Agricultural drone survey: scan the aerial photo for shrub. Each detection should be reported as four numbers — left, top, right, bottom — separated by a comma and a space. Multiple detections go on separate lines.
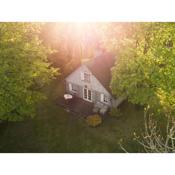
109, 107, 122, 118
86, 114, 102, 127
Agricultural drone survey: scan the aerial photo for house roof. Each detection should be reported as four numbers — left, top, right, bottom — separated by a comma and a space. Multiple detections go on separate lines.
84, 51, 115, 93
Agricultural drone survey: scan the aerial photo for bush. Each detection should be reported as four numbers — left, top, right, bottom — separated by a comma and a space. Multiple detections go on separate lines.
86, 114, 102, 127
109, 108, 122, 118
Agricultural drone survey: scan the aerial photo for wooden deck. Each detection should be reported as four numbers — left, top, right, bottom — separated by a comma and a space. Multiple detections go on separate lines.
56, 96, 94, 117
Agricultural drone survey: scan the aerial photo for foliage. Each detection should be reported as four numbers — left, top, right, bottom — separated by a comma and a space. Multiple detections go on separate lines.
109, 107, 122, 118
0, 80, 144, 152
110, 23, 175, 115
0, 23, 58, 121
40, 23, 128, 76
41, 23, 100, 75
134, 107, 175, 153
86, 114, 102, 127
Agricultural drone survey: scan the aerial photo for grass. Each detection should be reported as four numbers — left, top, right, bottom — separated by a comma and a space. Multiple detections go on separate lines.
0, 79, 144, 153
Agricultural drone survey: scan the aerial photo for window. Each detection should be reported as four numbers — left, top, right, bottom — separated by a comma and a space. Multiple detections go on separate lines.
82, 72, 90, 82
104, 95, 108, 103
88, 89, 92, 101
101, 93, 108, 103
72, 84, 77, 92
84, 88, 87, 99
69, 83, 77, 93
84, 73, 90, 82
80, 72, 90, 82
83, 88, 92, 102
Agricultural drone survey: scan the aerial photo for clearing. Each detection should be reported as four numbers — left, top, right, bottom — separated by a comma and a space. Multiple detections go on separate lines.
0, 79, 144, 153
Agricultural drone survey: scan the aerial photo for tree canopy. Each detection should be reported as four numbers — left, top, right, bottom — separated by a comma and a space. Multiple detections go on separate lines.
110, 23, 175, 115
0, 23, 58, 121
41, 23, 113, 76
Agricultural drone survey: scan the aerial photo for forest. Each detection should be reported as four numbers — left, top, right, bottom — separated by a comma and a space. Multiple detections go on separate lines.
0, 22, 174, 153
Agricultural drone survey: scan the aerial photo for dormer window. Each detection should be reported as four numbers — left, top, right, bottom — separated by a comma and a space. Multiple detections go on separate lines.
84, 72, 90, 82
81, 72, 90, 83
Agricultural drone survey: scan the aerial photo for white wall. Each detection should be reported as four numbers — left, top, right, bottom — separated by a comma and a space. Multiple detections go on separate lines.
65, 65, 112, 105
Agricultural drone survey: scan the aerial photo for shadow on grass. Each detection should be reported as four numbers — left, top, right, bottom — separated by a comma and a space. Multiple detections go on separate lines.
0, 80, 144, 153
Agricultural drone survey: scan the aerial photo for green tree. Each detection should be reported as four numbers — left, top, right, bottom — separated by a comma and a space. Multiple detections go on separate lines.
0, 23, 58, 121
110, 23, 175, 115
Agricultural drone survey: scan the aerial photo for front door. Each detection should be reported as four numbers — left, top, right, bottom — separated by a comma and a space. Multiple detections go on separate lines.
83, 88, 92, 102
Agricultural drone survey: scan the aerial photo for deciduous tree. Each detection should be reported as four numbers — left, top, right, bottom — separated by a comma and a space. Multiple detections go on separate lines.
110, 23, 175, 115
0, 23, 58, 121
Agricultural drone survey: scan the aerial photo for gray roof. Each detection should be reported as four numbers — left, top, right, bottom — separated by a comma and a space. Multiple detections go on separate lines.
85, 52, 115, 93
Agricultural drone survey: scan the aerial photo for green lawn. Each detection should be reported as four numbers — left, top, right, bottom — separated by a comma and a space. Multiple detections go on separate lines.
0, 79, 144, 153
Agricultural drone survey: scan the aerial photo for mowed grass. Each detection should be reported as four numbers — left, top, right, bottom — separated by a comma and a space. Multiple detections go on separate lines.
0, 79, 144, 153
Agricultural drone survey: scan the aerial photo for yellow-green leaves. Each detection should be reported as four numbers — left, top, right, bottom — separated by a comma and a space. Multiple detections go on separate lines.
0, 23, 59, 121
110, 23, 175, 116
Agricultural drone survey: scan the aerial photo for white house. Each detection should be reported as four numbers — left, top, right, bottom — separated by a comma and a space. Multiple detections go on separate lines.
65, 50, 124, 113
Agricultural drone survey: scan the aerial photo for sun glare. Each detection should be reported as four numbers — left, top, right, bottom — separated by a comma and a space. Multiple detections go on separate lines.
52, 22, 100, 43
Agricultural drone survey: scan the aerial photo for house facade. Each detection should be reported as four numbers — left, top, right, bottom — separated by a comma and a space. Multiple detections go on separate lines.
65, 51, 124, 108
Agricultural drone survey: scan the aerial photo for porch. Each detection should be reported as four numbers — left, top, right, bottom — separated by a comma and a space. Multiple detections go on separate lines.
56, 96, 109, 117
57, 96, 94, 117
